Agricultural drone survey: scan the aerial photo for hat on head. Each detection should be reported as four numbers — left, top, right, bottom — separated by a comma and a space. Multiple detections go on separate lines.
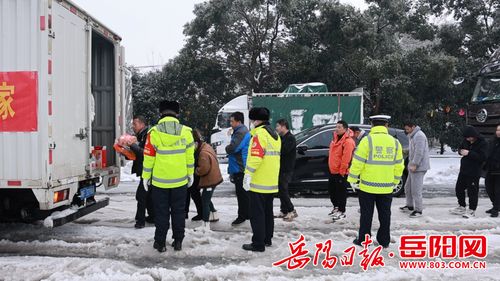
369, 115, 391, 123
462, 125, 480, 138
159, 100, 180, 114
249, 107, 270, 121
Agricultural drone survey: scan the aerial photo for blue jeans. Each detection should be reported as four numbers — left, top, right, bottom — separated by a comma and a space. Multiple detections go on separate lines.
201, 188, 217, 222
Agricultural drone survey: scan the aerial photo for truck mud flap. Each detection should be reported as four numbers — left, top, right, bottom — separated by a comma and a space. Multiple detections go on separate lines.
52, 197, 109, 227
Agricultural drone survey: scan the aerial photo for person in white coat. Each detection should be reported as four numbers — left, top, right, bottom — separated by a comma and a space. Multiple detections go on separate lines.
400, 122, 430, 218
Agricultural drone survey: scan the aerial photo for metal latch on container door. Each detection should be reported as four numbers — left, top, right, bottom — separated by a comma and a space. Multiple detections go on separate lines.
75, 128, 89, 140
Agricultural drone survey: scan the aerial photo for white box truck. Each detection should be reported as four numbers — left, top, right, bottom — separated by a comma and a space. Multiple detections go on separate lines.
0, 0, 128, 226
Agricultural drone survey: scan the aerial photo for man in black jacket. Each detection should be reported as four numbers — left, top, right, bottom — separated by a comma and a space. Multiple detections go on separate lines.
275, 119, 298, 222
485, 124, 500, 218
130, 115, 154, 228
450, 126, 489, 219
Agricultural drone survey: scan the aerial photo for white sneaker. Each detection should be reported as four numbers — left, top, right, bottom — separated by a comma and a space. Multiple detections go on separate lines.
274, 211, 286, 218
332, 212, 346, 221
328, 208, 339, 217
462, 209, 476, 219
449, 206, 466, 215
283, 210, 298, 222
209, 211, 219, 222
194, 221, 211, 232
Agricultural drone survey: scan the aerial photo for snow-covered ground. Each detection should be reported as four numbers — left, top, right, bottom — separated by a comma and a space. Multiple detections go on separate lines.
1, 157, 499, 280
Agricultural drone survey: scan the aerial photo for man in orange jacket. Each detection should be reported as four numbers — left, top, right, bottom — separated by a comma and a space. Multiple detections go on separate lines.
328, 120, 356, 221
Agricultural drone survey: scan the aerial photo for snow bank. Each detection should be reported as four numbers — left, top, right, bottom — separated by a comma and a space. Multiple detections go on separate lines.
120, 161, 139, 183
424, 157, 460, 186
42, 206, 78, 228
1, 195, 500, 280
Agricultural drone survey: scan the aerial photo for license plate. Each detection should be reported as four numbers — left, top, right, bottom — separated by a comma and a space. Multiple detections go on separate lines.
79, 186, 95, 200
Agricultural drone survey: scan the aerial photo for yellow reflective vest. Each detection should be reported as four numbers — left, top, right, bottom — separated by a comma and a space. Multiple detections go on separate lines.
244, 125, 281, 194
347, 126, 404, 194
142, 116, 195, 188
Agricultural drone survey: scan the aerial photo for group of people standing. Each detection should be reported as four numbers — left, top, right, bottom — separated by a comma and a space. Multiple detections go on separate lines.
449, 125, 500, 218
125, 99, 500, 253
224, 109, 299, 252
126, 101, 298, 253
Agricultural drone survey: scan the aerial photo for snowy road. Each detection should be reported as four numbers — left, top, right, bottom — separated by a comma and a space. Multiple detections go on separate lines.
1, 192, 500, 280
1, 156, 500, 280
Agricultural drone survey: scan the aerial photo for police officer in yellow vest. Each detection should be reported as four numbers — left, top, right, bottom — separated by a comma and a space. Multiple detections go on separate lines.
347, 115, 404, 248
242, 107, 281, 252
142, 100, 195, 253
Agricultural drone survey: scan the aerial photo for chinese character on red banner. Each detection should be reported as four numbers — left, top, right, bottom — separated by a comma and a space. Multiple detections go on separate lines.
273, 234, 311, 270
0, 71, 38, 132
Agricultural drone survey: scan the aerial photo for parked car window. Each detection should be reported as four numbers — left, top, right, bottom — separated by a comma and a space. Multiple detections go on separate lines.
303, 130, 333, 149
296, 126, 323, 144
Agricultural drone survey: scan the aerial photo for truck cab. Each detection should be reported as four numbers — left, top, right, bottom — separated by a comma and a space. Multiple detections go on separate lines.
210, 95, 250, 161
467, 59, 500, 137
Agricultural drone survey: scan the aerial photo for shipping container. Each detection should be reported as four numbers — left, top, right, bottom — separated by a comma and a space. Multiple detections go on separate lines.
0, 0, 127, 226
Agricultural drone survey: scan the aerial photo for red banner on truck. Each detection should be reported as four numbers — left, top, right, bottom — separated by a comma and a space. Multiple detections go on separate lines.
0, 71, 38, 132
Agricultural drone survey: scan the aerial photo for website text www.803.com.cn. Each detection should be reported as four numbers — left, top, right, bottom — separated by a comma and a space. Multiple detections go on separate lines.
272, 234, 488, 271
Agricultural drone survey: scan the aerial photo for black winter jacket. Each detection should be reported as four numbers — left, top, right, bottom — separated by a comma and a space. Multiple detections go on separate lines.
280, 131, 297, 174
458, 137, 489, 177
486, 137, 500, 174
130, 128, 148, 177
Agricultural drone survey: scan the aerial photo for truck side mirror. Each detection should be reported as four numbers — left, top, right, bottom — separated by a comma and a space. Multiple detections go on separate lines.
297, 145, 308, 155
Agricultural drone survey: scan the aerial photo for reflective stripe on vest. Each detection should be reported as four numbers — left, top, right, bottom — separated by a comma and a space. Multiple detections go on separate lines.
153, 176, 188, 184
348, 173, 360, 180
360, 180, 394, 188
250, 183, 278, 191
156, 148, 186, 155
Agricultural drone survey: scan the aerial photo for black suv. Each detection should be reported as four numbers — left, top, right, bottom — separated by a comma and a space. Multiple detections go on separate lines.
290, 124, 409, 197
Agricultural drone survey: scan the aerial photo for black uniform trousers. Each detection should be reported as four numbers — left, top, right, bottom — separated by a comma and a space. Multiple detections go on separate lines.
152, 185, 187, 245
358, 190, 392, 247
135, 179, 154, 224
249, 191, 274, 250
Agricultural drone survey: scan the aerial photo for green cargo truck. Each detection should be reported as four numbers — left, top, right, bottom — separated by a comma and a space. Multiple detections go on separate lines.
211, 83, 364, 159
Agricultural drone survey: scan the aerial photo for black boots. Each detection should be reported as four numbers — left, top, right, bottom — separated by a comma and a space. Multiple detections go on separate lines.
153, 241, 166, 253
154, 240, 182, 252
242, 244, 265, 252
171, 239, 183, 251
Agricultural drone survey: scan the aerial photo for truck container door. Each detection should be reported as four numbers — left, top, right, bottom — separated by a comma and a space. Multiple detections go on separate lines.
51, 3, 89, 181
